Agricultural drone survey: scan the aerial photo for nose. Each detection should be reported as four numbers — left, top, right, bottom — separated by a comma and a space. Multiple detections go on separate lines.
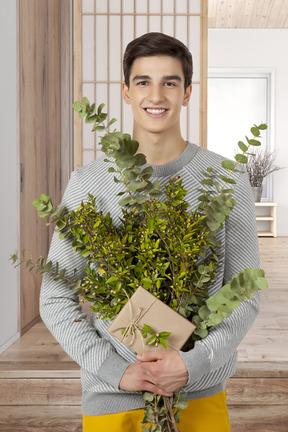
147, 84, 165, 104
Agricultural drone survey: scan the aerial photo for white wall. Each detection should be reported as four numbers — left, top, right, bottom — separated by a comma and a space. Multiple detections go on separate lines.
208, 29, 288, 236
0, 0, 20, 353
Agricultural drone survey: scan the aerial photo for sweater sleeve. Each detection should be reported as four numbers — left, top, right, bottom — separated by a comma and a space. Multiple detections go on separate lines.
40, 171, 130, 388
179, 170, 261, 387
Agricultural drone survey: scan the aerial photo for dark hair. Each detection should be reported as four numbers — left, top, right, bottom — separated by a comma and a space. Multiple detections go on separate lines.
123, 32, 193, 89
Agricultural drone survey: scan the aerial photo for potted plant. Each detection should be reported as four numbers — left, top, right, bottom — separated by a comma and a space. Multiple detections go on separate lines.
246, 149, 284, 202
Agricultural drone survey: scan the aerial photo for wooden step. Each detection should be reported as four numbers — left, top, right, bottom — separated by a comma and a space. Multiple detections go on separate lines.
0, 406, 82, 432
1, 376, 287, 407
0, 378, 81, 406
228, 405, 288, 432
0, 371, 287, 430
0, 405, 286, 432
1, 362, 288, 406
0, 364, 287, 432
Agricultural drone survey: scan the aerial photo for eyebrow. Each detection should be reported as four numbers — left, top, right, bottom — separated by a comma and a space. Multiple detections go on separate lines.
132, 74, 182, 82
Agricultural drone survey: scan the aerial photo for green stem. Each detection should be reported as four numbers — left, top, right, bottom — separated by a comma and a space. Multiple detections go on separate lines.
218, 137, 256, 194
163, 396, 179, 432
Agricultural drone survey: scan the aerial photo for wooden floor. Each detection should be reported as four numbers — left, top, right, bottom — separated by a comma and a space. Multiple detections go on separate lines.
0, 237, 287, 431
238, 237, 288, 363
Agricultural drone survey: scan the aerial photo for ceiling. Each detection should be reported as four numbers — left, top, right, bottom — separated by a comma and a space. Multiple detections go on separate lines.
208, 0, 288, 28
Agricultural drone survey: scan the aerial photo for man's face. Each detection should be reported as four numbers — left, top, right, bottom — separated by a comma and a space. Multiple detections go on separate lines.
122, 55, 192, 136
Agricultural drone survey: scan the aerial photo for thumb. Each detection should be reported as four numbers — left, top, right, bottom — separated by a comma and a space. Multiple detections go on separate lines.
136, 350, 164, 362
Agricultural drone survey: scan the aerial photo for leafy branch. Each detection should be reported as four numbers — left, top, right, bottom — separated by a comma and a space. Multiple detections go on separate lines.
142, 390, 188, 432
197, 123, 268, 233
142, 324, 172, 350
73, 98, 162, 211
10, 250, 82, 292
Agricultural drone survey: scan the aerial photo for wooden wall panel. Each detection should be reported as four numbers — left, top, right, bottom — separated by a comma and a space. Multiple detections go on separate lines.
61, 0, 73, 195
73, 0, 82, 170
19, 0, 71, 333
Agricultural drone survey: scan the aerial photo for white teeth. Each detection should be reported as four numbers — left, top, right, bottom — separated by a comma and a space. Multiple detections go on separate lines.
146, 108, 166, 114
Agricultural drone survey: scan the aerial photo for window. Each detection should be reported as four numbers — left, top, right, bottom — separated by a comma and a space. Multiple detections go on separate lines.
208, 69, 274, 201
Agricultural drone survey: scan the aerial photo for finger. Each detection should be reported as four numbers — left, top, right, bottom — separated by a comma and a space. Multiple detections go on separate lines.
142, 381, 173, 397
136, 351, 164, 362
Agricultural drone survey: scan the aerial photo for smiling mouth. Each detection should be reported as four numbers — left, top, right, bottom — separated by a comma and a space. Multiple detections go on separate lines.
145, 108, 168, 115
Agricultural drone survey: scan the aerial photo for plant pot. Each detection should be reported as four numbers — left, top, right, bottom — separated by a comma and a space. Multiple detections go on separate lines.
252, 186, 263, 202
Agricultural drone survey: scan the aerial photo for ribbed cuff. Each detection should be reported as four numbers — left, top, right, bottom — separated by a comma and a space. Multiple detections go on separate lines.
178, 343, 211, 385
97, 351, 131, 389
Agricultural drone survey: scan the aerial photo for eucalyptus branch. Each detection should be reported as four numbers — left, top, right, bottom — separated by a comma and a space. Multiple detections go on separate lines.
197, 123, 267, 233
73, 98, 162, 212
219, 123, 268, 193
196, 268, 268, 330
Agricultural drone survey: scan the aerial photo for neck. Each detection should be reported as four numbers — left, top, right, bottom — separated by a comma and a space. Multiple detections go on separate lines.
133, 127, 187, 165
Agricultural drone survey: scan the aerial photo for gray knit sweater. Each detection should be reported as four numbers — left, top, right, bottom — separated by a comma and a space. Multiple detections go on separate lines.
40, 143, 260, 416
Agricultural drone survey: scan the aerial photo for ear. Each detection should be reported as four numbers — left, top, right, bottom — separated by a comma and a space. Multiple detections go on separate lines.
182, 84, 192, 107
122, 82, 131, 105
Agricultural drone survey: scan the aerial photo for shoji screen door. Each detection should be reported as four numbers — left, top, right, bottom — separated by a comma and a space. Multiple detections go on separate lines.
73, 0, 207, 168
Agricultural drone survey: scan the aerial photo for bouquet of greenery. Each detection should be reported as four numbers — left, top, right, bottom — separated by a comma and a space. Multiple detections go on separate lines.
11, 99, 268, 432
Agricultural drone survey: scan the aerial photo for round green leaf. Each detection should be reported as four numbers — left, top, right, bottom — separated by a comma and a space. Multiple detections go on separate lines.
238, 141, 248, 152
135, 194, 149, 204
193, 328, 208, 338
134, 153, 147, 166
221, 160, 235, 170
235, 154, 248, 164
206, 219, 221, 231
72, 101, 82, 112
258, 123, 267, 130
254, 278, 268, 290
251, 126, 260, 136
119, 196, 134, 206
198, 305, 211, 320
207, 312, 223, 326
219, 174, 237, 185
249, 139, 261, 147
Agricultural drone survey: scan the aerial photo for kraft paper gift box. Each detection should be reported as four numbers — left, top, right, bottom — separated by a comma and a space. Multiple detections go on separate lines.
108, 286, 196, 354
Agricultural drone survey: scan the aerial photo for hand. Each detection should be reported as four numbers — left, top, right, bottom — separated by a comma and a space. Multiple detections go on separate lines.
137, 350, 188, 393
119, 361, 174, 396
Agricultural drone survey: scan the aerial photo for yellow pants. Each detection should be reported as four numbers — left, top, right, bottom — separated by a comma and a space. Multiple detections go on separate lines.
83, 391, 231, 432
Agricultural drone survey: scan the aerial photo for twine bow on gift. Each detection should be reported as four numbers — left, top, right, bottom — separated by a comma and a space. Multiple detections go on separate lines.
120, 298, 157, 347
121, 307, 143, 343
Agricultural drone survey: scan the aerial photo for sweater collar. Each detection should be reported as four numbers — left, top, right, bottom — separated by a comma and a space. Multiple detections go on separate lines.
146, 142, 199, 177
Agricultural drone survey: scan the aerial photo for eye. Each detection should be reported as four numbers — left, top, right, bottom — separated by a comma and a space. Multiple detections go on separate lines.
136, 81, 148, 86
164, 81, 176, 87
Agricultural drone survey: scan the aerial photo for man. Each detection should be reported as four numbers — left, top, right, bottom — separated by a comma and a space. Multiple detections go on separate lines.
40, 33, 260, 431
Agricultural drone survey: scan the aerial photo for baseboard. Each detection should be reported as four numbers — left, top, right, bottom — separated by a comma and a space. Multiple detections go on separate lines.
21, 315, 41, 336
0, 332, 20, 355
